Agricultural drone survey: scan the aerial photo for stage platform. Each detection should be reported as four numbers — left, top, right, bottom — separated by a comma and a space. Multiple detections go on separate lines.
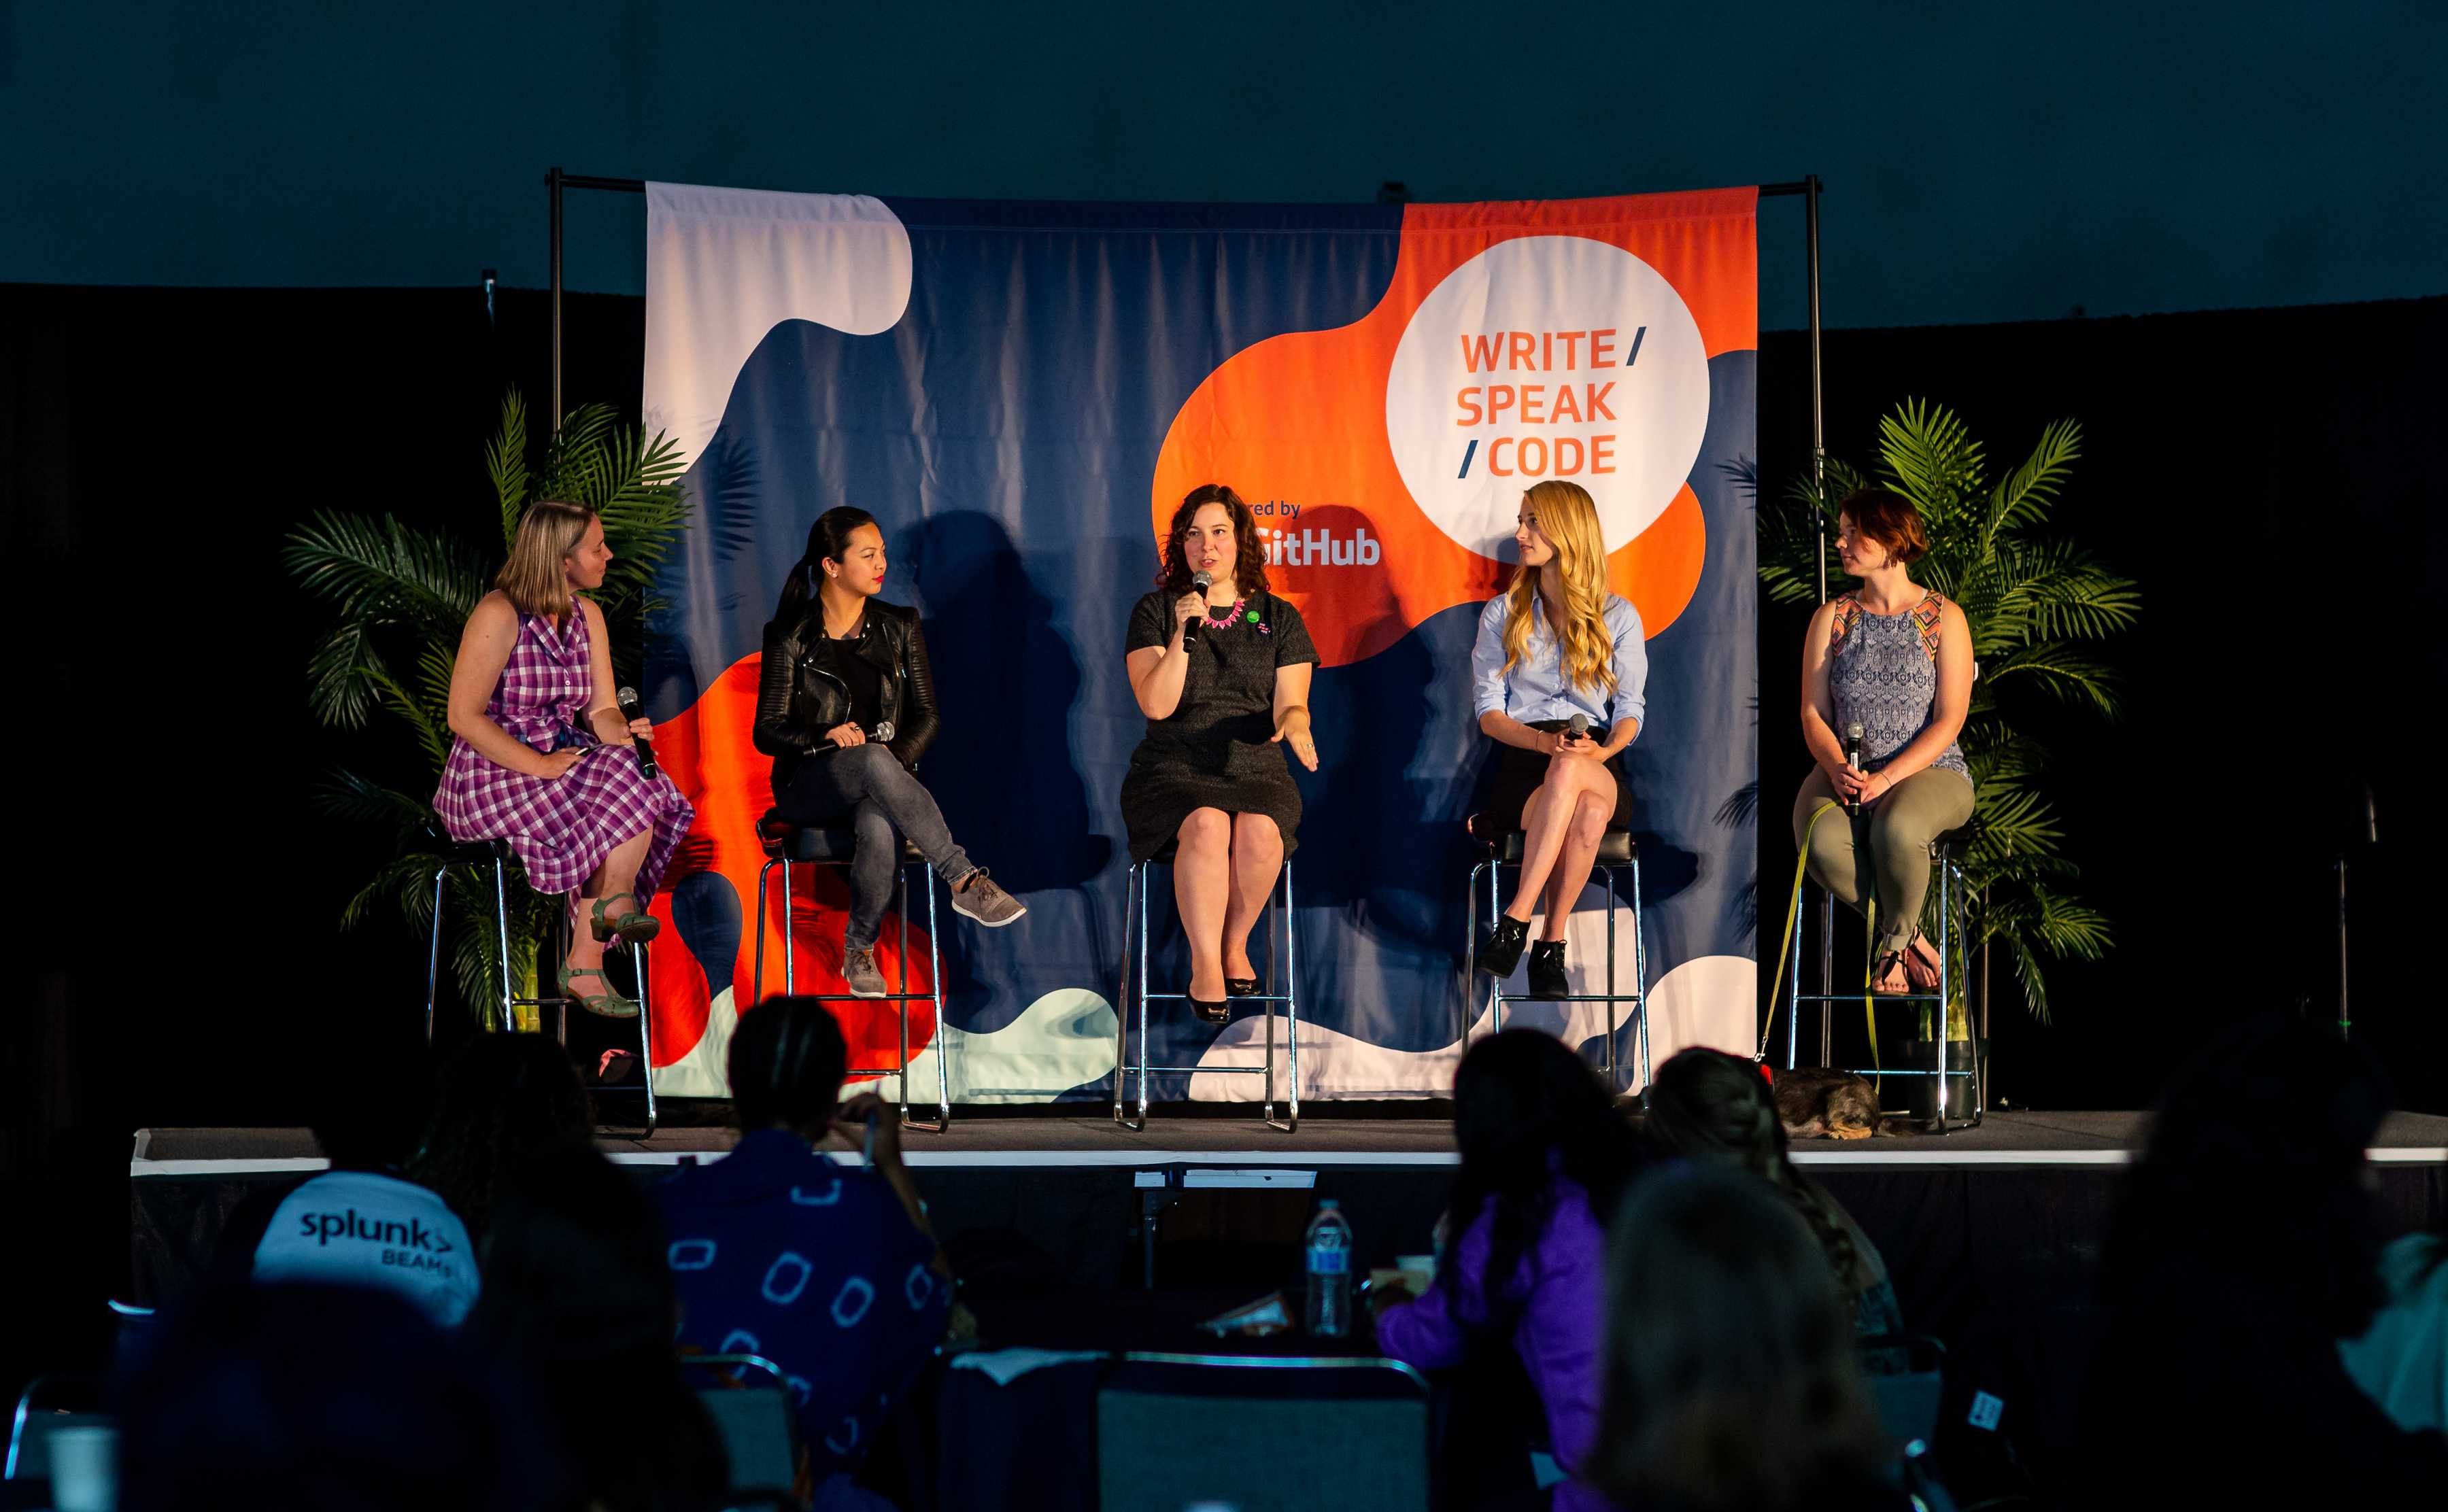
129, 1108, 2448, 1339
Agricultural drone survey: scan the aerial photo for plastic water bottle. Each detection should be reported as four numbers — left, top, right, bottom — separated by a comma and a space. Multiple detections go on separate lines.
1304, 1198, 1354, 1337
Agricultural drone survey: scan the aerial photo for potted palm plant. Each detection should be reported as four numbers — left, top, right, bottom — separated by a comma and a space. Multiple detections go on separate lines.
284, 393, 689, 1026
1763, 401, 2138, 1114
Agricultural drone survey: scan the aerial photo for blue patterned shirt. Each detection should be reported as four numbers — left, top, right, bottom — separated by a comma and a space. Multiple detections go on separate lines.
1470, 593, 1648, 734
655, 1129, 949, 1476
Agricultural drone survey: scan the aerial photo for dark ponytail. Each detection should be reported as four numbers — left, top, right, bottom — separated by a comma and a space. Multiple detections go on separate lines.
772, 506, 881, 623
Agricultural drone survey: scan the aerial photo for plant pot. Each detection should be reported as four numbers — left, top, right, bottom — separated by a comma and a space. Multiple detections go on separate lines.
1888, 1038, 1985, 1122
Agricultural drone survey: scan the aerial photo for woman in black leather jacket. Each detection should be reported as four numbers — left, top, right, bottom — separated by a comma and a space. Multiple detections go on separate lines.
753, 507, 1025, 998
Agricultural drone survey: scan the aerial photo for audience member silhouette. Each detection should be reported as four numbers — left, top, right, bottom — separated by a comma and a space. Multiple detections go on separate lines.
407, 1033, 594, 1246
114, 1281, 571, 1511
471, 1141, 729, 1512
1588, 1165, 1907, 1512
1372, 1029, 1647, 1512
655, 997, 951, 1504
1642, 1048, 1905, 1346
2080, 1014, 2448, 1505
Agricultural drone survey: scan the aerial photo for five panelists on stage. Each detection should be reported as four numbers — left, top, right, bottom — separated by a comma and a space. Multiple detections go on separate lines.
449, 480, 1920, 1037
1793, 489, 1976, 995
752, 506, 1027, 999
436, 500, 694, 1020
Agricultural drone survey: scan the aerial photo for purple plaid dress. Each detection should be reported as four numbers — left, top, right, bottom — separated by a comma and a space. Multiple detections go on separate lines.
433, 599, 692, 904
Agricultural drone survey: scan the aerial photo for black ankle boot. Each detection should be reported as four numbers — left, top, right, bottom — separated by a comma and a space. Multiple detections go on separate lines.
1527, 940, 1568, 1000
1478, 916, 1530, 978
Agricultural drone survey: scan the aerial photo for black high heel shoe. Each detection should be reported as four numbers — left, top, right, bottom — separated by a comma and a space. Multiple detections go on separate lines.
1225, 977, 1260, 997
1191, 995, 1232, 1024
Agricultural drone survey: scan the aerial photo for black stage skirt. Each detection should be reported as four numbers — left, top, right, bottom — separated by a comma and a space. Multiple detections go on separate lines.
1472, 719, 1635, 834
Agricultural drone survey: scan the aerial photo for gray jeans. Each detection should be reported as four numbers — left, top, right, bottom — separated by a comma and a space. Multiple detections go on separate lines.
775, 744, 974, 951
1791, 766, 1975, 957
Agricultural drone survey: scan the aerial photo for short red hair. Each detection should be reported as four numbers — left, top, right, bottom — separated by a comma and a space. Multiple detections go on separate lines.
1837, 487, 1928, 566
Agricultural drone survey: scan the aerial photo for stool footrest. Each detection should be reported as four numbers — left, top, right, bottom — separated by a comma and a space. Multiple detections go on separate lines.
1491, 992, 1648, 1003
1139, 992, 1295, 1004
1792, 991, 1948, 1004
806, 992, 937, 1003
1134, 1064, 1270, 1076
1835, 1067, 1975, 1078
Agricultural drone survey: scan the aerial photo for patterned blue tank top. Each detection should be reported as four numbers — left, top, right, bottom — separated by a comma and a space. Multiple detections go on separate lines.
1829, 590, 1970, 785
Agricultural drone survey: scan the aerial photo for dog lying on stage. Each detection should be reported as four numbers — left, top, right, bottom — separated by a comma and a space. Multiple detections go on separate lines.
1773, 1067, 1916, 1139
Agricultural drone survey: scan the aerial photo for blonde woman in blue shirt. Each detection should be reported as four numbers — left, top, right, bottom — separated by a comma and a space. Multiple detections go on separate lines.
1470, 480, 1648, 1000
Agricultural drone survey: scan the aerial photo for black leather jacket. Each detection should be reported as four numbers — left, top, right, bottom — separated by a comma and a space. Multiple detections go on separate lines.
753, 600, 941, 781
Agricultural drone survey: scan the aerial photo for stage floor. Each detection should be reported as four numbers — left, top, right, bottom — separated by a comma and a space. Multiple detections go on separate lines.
129, 1107, 2448, 1174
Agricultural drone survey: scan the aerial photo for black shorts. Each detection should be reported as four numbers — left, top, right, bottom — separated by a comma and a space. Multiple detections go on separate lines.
1472, 720, 1635, 834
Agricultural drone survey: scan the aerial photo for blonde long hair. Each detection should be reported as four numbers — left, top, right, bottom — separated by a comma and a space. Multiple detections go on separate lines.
1500, 480, 1616, 696
496, 500, 594, 617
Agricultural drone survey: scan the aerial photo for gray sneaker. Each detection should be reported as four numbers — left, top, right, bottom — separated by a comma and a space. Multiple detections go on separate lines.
949, 868, 1027, 927
843, 946, 888, 999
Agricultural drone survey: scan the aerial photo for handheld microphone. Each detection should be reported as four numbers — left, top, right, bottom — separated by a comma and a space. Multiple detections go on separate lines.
1843, 721, 1864, 816
870, 720, 896, 744
615, 686, 658, 780
1182, 570, 1213, 648
1567, 713, 1588, 746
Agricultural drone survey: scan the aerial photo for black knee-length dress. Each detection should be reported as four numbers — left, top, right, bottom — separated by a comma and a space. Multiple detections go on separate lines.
1121, 588, 1319, 864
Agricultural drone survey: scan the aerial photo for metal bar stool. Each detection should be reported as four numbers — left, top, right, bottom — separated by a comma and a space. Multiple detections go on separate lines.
1112, 840, 1298, 1133
1784, 829, 1979, 1133
750, 810, 951, 1132
422, 836, 658, 1135
1461, 816, 1650, 1096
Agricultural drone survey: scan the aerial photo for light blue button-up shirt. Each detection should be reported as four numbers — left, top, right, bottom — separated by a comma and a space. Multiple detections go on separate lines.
1470, 592, 1648, 734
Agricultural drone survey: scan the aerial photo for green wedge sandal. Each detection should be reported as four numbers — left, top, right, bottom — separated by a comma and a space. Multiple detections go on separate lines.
588, 892, 662, 944
560, 964, 640, 1019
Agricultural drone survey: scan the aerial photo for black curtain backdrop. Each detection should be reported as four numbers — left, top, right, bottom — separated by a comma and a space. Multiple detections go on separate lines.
5, 280, 2443, 1392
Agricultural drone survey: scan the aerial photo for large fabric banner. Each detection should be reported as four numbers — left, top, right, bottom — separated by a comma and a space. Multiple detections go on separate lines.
638, 184, 1758, 1101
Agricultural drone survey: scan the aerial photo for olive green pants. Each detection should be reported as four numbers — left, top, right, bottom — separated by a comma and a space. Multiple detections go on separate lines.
1790, 766, 1975, 957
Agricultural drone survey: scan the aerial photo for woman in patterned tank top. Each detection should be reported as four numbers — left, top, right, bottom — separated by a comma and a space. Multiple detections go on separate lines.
1793, 489, 1975, 995
436, 501, 695, 1018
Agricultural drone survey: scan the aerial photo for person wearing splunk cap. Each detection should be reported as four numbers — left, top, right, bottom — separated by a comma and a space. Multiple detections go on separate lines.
1123, 483, 1321, 1023
1794, 487, 1974, 996
755, 506, 1025, 1001
1470, 480, 1646, 1001
437, 500, 694, 1019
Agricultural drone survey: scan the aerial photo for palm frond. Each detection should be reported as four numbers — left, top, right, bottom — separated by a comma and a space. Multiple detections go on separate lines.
1877, 399, 1986, 525
1981, 417, 2081, 553
283, 511, 488, 636
311, 769, 439, 842
1977, 645, 2124, 715
305, 622, 385, 729
490, 390, 532, 551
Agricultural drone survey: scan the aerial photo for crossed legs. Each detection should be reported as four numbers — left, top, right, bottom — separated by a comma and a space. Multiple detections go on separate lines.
1503, 755, 1618, 940
1172, 807, 1285, 1003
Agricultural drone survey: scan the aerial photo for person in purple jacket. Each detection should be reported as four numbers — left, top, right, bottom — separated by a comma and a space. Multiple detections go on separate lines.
1370, 1030, 1648, 1512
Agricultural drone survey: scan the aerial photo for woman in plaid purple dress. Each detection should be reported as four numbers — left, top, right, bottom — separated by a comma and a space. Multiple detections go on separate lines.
437, 501, 694, 1018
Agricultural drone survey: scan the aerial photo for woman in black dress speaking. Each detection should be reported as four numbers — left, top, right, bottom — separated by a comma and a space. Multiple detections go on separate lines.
1123, 484, 1321, 1023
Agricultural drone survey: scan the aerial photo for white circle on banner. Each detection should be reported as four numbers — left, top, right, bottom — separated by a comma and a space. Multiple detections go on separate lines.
1386, 235, 1711, 558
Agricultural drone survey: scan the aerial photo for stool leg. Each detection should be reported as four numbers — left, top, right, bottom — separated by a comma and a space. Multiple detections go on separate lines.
751, 859, 777, 1006
896, 863, 912, 1124
1462, 858, 1481, 1050
1816, 893, 1835, 1066
1489, 862, 1508, 1036
492, 859, 515, 1034
781, 858, 796, 996
1602, 865, 1619, 1093
1262, 866, 1278, 1126
1136, 861, 1153, 1127
1932, 844, 1952, 1135
1281, 859, 1299, 1132
925, 865, 949, 1129
1788, 882, 1805, 1070
425, 865, 447, 1045
634, 940, 657, 1137
1113, 861, 1136, 1126
1632, 853, 1651, 1099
